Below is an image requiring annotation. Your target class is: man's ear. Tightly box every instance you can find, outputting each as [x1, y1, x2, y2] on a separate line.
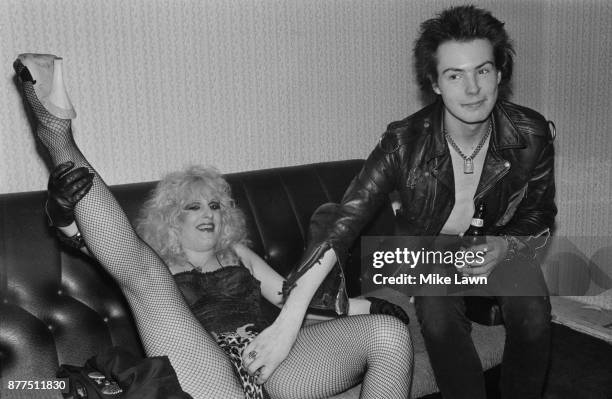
[431, 81, 441, 95]
[429, 74, 441, 95]
[496, 70, 502, 85]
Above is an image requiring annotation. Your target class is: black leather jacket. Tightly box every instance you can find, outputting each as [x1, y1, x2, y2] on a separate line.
[323, 99, 557, 263]
[284, 100, 556, 314]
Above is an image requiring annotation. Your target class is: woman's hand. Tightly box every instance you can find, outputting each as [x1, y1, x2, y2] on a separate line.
[47, 161, 93, 227]
[242, 247, 337, 384]
[461, 236, 509, 277]
[242, 320, 300, 385]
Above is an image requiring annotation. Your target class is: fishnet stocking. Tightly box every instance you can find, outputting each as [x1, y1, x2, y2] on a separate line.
[17, 69, 243, 398]
[17, 62, 413, 399]
[267, 315, 413, 399]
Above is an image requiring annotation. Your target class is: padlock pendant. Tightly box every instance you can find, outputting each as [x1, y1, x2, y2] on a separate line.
[464, 158, 474, 174]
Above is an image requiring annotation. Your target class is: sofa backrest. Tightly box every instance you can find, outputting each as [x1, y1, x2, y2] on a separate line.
[0, 160, 394, 385]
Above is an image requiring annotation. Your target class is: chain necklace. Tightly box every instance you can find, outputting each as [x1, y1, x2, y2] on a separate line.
[444, 120, 492, 174]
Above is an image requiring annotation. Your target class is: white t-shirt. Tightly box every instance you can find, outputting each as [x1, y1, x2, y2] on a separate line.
[440, 134, 490, 235]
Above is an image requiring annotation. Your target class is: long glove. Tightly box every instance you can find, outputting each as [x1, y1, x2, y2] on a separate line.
[46, 161, 94, 227]
[366, 296, 410, 325]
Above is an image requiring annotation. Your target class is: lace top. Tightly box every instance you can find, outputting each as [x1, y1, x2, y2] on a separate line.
[173, 265, 274, 334]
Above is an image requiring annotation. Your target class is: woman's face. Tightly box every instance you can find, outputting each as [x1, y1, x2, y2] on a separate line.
[177, 192, 223, 254]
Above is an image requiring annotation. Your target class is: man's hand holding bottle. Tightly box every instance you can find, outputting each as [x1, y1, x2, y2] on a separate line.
[460, 203, 509, 277]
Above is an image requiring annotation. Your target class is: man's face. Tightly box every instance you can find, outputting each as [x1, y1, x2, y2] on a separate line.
[432, 39, 501, 128]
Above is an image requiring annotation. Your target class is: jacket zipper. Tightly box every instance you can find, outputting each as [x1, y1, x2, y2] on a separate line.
[425, 162, 438, 233]
[474, 166, 510, 203]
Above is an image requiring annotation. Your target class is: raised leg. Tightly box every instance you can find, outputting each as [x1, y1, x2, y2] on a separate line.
[14, 54, 243, 398]
[265, 315, 413, 399]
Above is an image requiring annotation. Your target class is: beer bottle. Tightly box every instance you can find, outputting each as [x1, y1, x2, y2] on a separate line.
[463, 202, 486, 246]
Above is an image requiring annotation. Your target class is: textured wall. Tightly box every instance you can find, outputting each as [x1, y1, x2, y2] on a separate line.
[2, 0, 419, 193]
[539, 0, 612, 251]
[1, 0, 611, 249]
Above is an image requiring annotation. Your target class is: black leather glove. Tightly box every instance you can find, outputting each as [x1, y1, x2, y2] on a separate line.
[366, 297, 410, 325]
[46, 161, 94, 227]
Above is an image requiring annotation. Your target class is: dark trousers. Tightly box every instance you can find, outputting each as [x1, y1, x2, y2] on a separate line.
[414, 257, 552, 399]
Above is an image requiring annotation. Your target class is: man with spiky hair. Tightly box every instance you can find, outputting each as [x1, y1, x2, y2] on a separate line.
[285, 5, 556, 398]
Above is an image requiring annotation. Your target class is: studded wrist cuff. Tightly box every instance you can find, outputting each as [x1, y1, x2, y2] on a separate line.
[502, 235, 521, 261]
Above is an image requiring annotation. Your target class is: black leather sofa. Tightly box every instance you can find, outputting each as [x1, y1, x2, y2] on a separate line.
[0, 160, 505, 398]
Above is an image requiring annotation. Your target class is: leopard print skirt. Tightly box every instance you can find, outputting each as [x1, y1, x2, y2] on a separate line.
[215, 327, 266, 399]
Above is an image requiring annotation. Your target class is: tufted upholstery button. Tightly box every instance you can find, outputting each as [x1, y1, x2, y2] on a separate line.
[57, 289, 63, 296]
[47, 324, 54, 331]
[103, 317, 109, 323]
[504, 161, 511, 168]
[2, 298, 8, 304]
[424, 120, 430, 128]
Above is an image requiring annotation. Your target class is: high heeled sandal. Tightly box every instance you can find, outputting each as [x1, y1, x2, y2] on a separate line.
[14, 53, 76, 119]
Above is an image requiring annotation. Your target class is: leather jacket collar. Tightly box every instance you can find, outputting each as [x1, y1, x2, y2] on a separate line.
[424, 100, 528, 202]
[427, 99, 527, 163]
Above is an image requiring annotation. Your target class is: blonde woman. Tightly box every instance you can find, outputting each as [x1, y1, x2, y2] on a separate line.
[15, 53, 413, 399]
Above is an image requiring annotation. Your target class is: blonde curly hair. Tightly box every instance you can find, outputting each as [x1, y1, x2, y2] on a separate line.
[136, 165, 249, 268]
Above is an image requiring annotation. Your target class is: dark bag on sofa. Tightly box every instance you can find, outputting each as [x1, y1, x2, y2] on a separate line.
[57, 346, 192, 399]
[58, 363, 123, 399]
